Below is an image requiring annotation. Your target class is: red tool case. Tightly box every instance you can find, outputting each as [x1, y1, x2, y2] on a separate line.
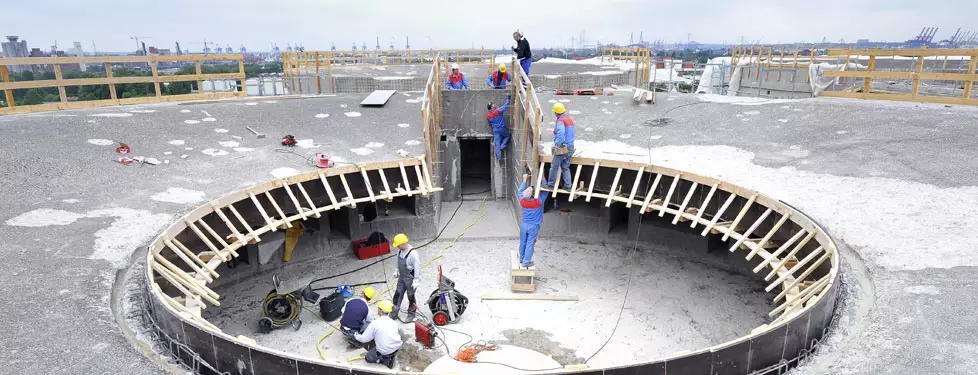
[351, 238, 391, 260]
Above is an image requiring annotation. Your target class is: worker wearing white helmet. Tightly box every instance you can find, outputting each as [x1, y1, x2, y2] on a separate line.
[445, 63, 469, 90]
[354, 299, 402, 369]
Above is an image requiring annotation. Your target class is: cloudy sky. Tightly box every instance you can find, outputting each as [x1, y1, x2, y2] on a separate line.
[2, 0, 975, 53]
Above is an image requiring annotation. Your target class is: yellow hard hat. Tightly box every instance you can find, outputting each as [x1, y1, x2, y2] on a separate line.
[362, 286, 376, 300]
[498, 64, 506, 72]
[392, 233, 409, 248]
[553, 102, 566, 114]
[377, 300, 394, 313]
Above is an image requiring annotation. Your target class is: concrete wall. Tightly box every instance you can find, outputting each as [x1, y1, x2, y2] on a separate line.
[439, 89, 511, 201]
[529, 71, 630, 90]
[732, 66, 813, 99]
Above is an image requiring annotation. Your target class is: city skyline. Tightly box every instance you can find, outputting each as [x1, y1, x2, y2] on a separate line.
[1, 0, 976, 53]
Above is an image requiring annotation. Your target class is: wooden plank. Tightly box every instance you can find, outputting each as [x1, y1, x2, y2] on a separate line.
[319, 172, 341, 208]
[248, 192, 276, 231]
[691, 183, 718, 228]
[605, 168, 623, 207]
[399, 162, 412, 197]
[481, 294, 578, 301]
[152, 252, 218, 299]
[281, 182, 308, 220]
[640, 173, 663, 214]
[911, 55, 925, 98]
[820, 90, 978, 106]
[0, 64, 16, 107]
[150, 263, 205, 306]
[378, 169, 393, 200]
[149, 59, 162, 98]
[413, 165, 428, 196]
[211, 205, 245, 245]
[420, 157, 434, 191]
[293, 182, 321, 218]
[184, 220, 226, 261]
[766, 246, 824, 292]
[825, 48, 978, 57]
[552, 161, 562, 199]
[658, 174, 681, 217]
[227, 204, 259, 242]
[360, 90, 397, 106]
[753, 230, 806, 273]
[197, 219, 236, 257]
[746, 213, 790, 260]
[264, 191, 292, 228]
[822, 70, 978, 81]
[164, 238, 217, 280]
[769, 275, 829, 317]
[585, 161, 601, 202]
[568, 164, 584, 202]
[963, 55, 978, 100]
[52, 64, 67, 103]
[765, 232, 817, 280]
[626, 167, 645, 207]
[195, 60, 203, 93]
[673, 182, 698, 224]
[338, 173, 358, 206]
[773, 251, 832, 302]
[702, 194, 736, 236]
[730, 208, 772, 252]
[151, 262, 219, 306]
[721, 194, 757, 241]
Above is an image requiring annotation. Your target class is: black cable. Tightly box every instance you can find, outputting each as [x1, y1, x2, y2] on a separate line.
[275, 148, 357, 167]
[310, 280, 387, 292]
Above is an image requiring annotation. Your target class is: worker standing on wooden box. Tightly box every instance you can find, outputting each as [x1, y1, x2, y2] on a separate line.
[353, 300, 401, 369]
[517, 174, 550, 268]
[390, 233, 421, 322]
[341, 286, 377, 338]
[486, 95, 512, 160]
[445, 63, 469, 90]
[544, 102, 575, 190]
[486, 63, 511, 89]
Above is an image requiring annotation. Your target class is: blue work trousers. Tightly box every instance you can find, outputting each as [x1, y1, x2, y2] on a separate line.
[520, 59, 531, 86]
[494, 128, 511, 160]
[519, 223, 540, 266]
[548, 146, 574, 189]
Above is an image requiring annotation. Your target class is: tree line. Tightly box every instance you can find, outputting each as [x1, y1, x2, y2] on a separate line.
[2, 61, 283, 106]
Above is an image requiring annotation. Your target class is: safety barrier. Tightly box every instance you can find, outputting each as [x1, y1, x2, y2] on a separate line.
[730, 46, 978, 105]
[600, 47, 651, 62]
[0, 54, 246, 114]
[509, 58, 544, 182]
[282, 49, 495, 95]
[421, 57, 444, 188]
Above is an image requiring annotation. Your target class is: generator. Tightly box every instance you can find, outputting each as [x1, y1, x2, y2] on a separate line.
[425, 265, 468, 326]
[258, 275, 319, 334]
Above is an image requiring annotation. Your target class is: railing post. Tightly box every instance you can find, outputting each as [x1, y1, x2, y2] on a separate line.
[0, 60, 16, 108]
[105, 59, 117, 101]
[962, 53, 978, 100]
[315, 51, 322, 95]
[150, 55, 162, 99]
[864, 55, 876, 94]
[238, 54, 247, 96]
[195, 59, 203, 93]
[911, 48, 925, 98]
[53, 63, 68, 105]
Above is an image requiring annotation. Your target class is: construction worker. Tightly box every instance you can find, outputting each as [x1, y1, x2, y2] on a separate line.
[512, 31, 532, 84]
[341, 286, 376, 337]
[354, 300, 402, 369]
[517, 174, 550, 268]
[545, 103, 575, 190]
[486, 63, 511, 89]
[486, 95, 512, 160]
[445, 63, 469, 90]
[390, 233, 421, 322]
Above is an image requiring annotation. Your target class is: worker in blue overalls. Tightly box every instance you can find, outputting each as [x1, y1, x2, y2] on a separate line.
[544, 102, 575, 190]
[486, 95, 511, 160]
[517, 173, 550, 268]
[486, 64, 511, 89]
[390, 233, 421, 322]
[445, 63, 469, 90]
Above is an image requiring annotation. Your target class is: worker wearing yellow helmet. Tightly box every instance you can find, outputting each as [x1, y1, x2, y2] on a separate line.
[486, 63, 512, 89]
[353, 299, 402, 368]
[390, 233, 421, 322]
[340, 286, 377, 337]
[543, 102, 576, 191]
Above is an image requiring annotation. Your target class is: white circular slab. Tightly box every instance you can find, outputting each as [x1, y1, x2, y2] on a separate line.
[423, 344, 561, 374]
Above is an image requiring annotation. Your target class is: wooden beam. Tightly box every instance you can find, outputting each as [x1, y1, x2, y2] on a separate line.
[184, 220, 226, 261]
[211, 205, 245, 246]
[585, 161, 600, 202]
[281, 182, 308, 220]
[264, 191, 292, 229]
[568, 164, 584, 202]
[151, 262, 219, 306]
[963, 55, 978, 100]
[626, 167, 645, 208]
[765, 231, 817, 281]
[702, 194, 736, 236]
[769, 275, 829, 317]
[319, 172, 341, 208]
[294, 182, 322, 218]
[605, 168, 623, 207]
[911, 55, 925, 98]
[197, 219, 237, 257]
[378, 169, 393, 201]
[52, 64, 67, 103]
[766, 246, 824, 292]
[773, 250, 832, 302]
[640, 173, 663, 214]
[746, 213, 790, 260]
[552, 162, 562, 199]
[248, 192, 276, 231]
[753, 230, 806, 273]
[420, 157, 434, 191]
[399, 162, 412, 197]
[227, 203, 259, 242]
[413, 165, 428, 196]
[721, 194, 756, 241]
[673, 182, 698, 224]
[658, 174, 681, 217]
[730, 208, 772, 252]
[0, 64, 14, 108]
[163, 237, 217, 280]
[691, 184, 718, 228]
[152, 252, 219, 299]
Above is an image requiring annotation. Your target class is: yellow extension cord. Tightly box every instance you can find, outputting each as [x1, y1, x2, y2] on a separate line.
[315, 194, 493, 362]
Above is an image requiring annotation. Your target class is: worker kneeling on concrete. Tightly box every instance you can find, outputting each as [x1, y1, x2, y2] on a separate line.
[445, 63, 469, 90]
[486, 63, 511, 89]
[544, 103, 575, 190]
[517, 174, 550, 268]
[487, 95, 512, 160]
[354, 300, 402, 369]
[390, 233, 421, 322]
[341, 286, 376, 340]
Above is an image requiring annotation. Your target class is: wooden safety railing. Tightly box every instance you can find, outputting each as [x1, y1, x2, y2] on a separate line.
[510, 58, 543, 182]
[0, 54, 247, 114]
[601, 47, 651, 62]
[421, 56, 443, 182]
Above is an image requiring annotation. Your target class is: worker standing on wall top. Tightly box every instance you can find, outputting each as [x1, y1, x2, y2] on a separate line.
[354, 300, 402, 369]
[512, 31, 531, 85]
[544, 103, 575, 190]
[390, 233, 421, 322]
[517, 173, 550, 268]
[445, 63, 469, 90]
[487, 95, 512, 160]
[486, 63, 511, 89]
[341, 286, 377, 339]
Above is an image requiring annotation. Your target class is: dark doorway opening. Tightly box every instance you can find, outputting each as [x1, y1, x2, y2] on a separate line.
[459, 138, 492, 196]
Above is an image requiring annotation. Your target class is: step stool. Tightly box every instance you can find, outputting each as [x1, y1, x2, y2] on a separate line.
[510, 251, 536, 292]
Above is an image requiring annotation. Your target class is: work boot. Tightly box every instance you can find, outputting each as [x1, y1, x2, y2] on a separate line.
[403, 310, 417, 323]
[522, 261, 534, 268]
[389, 310, 399, 322]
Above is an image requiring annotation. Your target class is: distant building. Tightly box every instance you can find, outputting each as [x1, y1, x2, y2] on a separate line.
[856, 39, 870, 48]
[2, 36, 30, 72]
[70, 41, 88, 71]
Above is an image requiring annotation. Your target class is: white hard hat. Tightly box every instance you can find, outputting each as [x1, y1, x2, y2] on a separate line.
[451, 63, 460, 70]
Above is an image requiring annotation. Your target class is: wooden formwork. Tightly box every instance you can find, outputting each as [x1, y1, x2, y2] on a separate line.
[0, 54, 247, 114]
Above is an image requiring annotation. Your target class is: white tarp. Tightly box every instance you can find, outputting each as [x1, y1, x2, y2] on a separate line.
[808, 62, 866, 96]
